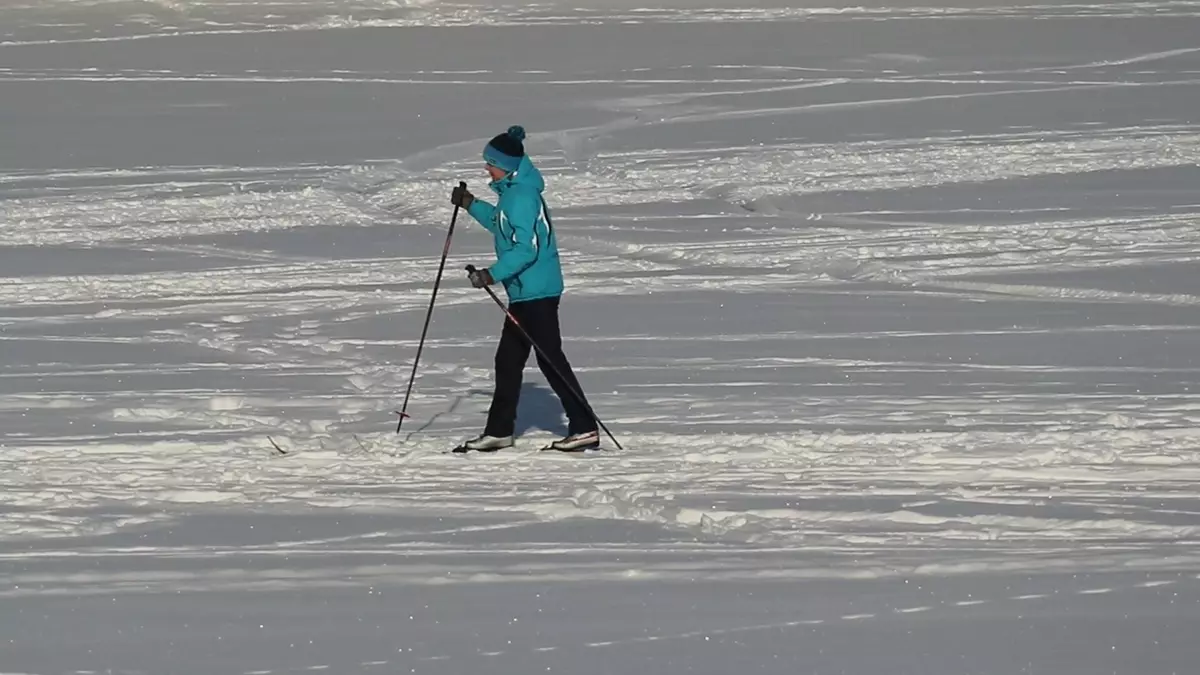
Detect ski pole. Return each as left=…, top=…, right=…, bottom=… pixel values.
left=396, top=181, right=467, bottom=433
left=465, top=264, right=623, bottom=450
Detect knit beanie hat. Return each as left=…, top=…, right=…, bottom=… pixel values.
left=483, top=125, right=526, bottom=173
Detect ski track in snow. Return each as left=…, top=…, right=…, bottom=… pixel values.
left=211, top=575, right=1192, bottom=671
left=36, top=574, right=1169, bottom=672
left=4, top=1, right=1200, bottom=47
left=2, top=1, right=1200, bottom=673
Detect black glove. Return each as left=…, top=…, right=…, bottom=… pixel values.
left=451, top=183, right=474, bottom=209
left=467, top=266, right=494, bottom=288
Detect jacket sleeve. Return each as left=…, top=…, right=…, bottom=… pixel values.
left=466, top=198, right=498, bottom=234
left=488, top=190, right=541, bottom=284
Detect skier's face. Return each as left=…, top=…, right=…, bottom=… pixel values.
left=486, top=164, right=507, bottom=182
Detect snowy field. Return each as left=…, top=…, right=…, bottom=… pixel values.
left=3, top=0, right=1200, bottom=673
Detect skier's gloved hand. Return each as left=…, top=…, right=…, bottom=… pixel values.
left=451, top=183, right=474, bottom=209
left=467, top=266, right=494, bottom=288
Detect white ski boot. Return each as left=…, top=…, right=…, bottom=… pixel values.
left=452, top=434, right=514, bottom=453
left=544, top=430, right=600, bottom=453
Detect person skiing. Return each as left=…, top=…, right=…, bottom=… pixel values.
left=449, top=125, right=601, bottom=453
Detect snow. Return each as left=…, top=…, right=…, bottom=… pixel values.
left=2, top=0, right=1200, bottom=673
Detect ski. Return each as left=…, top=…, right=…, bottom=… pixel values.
left=446, top=444, right=607, bottom=456
left=266, top=434, right=611, bottom=458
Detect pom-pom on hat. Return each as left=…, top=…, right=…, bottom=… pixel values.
left=483, top=125, right=526, bottom=173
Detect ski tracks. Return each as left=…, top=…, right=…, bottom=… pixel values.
left=220, top=574, right=1198, bottom=673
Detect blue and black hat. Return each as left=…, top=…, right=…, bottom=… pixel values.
left=483, top=125, right=526, bottom=173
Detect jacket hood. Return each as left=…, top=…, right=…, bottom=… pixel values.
left=489, top=154, right=544, bottom=195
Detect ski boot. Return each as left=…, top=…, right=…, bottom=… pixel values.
left=544, top=430, right=600, bottom=453
left=452, top=434, right=513, bottom=453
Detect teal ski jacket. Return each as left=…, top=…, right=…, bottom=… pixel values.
left=466, top=154, right=564, bottom=303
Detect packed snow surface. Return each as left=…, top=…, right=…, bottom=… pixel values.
left=2, top=1, right=1199, bottom=673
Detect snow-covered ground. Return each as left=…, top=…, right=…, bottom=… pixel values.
left=3, top=1, right=1200, bottom=673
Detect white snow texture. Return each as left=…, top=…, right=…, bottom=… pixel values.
left=2, top=0, right=1199, bottom=673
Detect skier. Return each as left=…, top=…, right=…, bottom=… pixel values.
left=449, top=125, right=601, bottom=453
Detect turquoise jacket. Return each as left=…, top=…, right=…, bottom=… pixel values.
left=466, top=154, right=564, bottom=302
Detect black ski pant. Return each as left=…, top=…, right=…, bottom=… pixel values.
left=484, top=295, right=596, bottom=438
